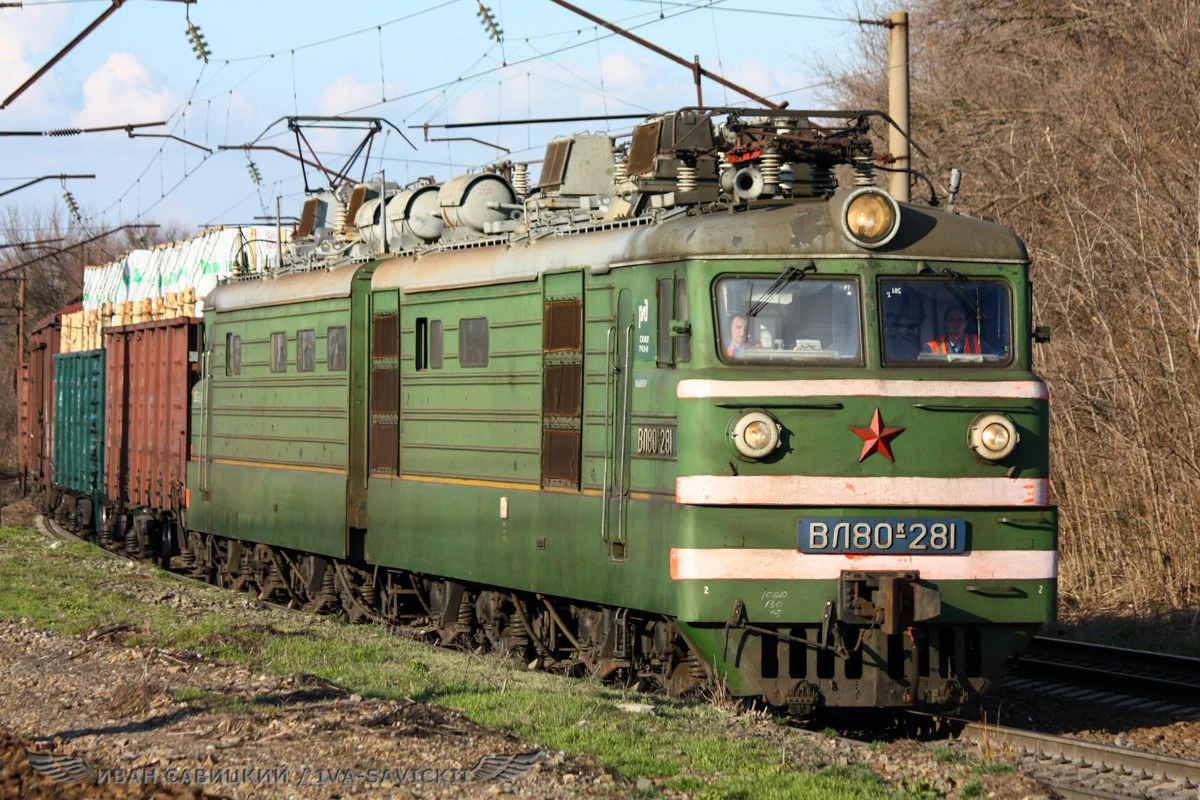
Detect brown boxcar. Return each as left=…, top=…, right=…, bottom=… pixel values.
left=103, top=317, right=201, bottom=518
left=19, top=304, right=78, bottom=498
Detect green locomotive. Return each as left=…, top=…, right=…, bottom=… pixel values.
left=51, top=109, right=1058, bottom=714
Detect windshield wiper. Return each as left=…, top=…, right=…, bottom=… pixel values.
left=938, top=267, right=988, bottom=325
left=748, top=262, right=816, bottom=318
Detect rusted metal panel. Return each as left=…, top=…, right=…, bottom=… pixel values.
left=297, top=197, right=318, bottom=238
left=369, top=310, right=400, bottom=475
left=541, top=296, right=583, bottom=489
left=541, top=428, right=581, bottom=486
left=543, top=363, right=582, bottom=417
left=345, top=185, right=368, bottom=229
left=372, top=313, right=398, bottom=358
left=626, top=119, right=661, bottom=177
left=371, top=369, right=399, bottom=415
left=543, top=300, right=583, bottom=351
left=104, top=317, right=199, bottom=516
left=16, top=362, right=29, bottom=489
left=24, top=305, right=75, bottom=494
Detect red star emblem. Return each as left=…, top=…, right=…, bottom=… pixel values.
left=849, top=408, right=904, bottom=462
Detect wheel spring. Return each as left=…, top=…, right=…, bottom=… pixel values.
left=125, top=528, right=138, bottom=556
left=361, top=581, right=377, bottom=607
left=321, top=568, right=336, bottom=600
left=457, top=594, right=474, bottom=628
left=688, top=652, right=707, bottom=679
left=508, top=612, right=528, bottom=650
left=239, top=554, right=253, bottom=579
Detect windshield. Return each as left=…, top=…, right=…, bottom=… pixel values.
left=715, top=276, right=862, bottom=365
left=880, top=278, right=1011, bottom=365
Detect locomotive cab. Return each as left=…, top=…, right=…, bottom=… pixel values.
left=668, top=193, right=1055, bottom=714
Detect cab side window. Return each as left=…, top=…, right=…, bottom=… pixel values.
left=459, top=317, right=489, bottom=367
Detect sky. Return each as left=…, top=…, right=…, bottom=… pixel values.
left=0, top=0, right=882, bottom=236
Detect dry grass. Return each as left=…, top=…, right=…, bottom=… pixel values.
left=832, top=0, right=1200, bottom=610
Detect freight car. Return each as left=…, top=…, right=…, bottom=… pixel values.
left=28, top=108, right=1057, bottom=715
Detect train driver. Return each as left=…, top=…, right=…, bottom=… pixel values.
left=923, top=306, right=981, bottom=355
left=726, top=314, right=749, bottom=357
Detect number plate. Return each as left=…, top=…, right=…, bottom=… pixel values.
left=797, top=518, right=967, bottom=554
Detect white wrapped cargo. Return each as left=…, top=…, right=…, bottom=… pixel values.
left=81, top=226, right=289, bottom=319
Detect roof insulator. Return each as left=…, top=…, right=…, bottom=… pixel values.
left=246, top=159, right=262, bottom=185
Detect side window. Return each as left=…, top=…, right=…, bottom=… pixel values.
left=327, top=326, right=347, bottom=371
left=656, top=276, right=691, bottom=365
left=656, top=278, right=673, bottom=365
left=459, top=317, right=489, bottom=367
left=415, top=317, right=428, bottom=371
left=430, top=320, right=443, bottom=369
left=297, top=329, right=315, bottom=372
left=225, top=333, right=241, bottom=376
left=270, top=332, right=286, bottom=373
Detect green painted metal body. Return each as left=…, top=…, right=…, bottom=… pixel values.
left=186, top=195, right=1057, bottom=706
left=186, top=266, right=377, bottom=559
left=53, top=349, right=106, bottom=523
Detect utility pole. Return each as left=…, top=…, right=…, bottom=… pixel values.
left=887, top=10, right=911, bottom=201
left=16, top=267, right=24, bottom=370
left=276, top=196, right=283, bottom=270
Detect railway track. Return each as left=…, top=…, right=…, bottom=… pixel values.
left=957, top=720, right=1200, bottom=799
left=34, top=516, right=1200, bottom=798
left=1008, top=637, right=1200, bottom=719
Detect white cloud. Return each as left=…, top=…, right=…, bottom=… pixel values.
left=317, top=74, right=401, bottom=116
left=312, top=74, right=404, bottom=152
left=72, top=53, right=180, bottom=128
left=0, top=6, right=71, bottom=118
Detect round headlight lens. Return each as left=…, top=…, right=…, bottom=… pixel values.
left=980, top=422, right=1011, bottom=452
left=969, top=414, right=1018, bottom=461
left=841, top=188, right=901, bottom=248
left=731, top=411, right=782, bottom=459
left=743, top=420, right=773, bottom=451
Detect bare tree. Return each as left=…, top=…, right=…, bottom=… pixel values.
left=0, top=204, right=186, bottom=477
left=831, top=0, right=1200, bottom=607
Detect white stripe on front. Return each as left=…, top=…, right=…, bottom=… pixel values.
left=670, top=548, right=1058, bottom=581
left=676, top=475, right=1049, bottom=507
left=676, top=379, right=1048, bottom=401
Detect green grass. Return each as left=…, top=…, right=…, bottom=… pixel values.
left=959, top=778, right=983, bottom=798
left=922, top=744, right=969, bottom=765
left=974, top=761, right=1012, bottom=775
left=0, top=526, right=913, bottom=799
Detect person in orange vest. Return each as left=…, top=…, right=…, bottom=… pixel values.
left=726, top=314, right=749, bottom=358
left=924, top=306, right=981, bottom=354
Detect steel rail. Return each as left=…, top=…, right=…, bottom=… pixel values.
left=957, top=720, right=1200, bottom=800
left=1015, top=637, right=1200, bottom=705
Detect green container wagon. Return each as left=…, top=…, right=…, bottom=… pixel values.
left=53, top=348, right=106, bottom=527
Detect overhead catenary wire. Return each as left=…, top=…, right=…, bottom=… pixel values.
left=93, top=0, right=806, bottom=231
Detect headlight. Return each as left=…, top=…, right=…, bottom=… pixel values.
left=841, top=187, right=901, bottom=248
left=969, top=414, right=1018, bottom=461
left=731, top=411, right=782, bottom=459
